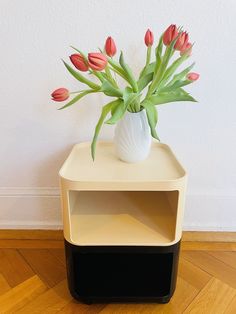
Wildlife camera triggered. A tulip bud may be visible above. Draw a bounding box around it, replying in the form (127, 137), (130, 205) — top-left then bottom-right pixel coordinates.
(144, 29), (154, 47)
(88, 52), (107, 71)
(163, 24), (178, 46)
(187, 72), (200, 81)
(174, 31), (189, 51)
(105, 36), (117, 57)
(180, 42), (192, 56)
(51, 88), (69, 102)
(70, 54), (88, 72)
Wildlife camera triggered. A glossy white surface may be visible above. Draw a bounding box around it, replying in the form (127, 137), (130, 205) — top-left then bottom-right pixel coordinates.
(114, 111), (151, 163)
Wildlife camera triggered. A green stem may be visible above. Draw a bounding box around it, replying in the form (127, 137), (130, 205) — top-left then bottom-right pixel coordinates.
(134, 99), (140, 112)
(146, 46), (170, 97)
(107, 57), (132, 86)
(146, 32), (182, 98)
(109, 66), (127, 80)
(92, 71), (104, 83)
(128, 104), (135, 112)
(119, 51), (138, 93)
(146, 46), (151, 67)
(139, 46), (152, 79)
(70, 90), (86, 94)
(105, 66), (119, 88)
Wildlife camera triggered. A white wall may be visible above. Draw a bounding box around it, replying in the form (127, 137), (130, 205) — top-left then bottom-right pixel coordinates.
(0, 0), (236, 230)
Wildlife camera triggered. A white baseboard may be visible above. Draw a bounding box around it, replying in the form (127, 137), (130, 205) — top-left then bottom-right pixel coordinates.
(183, 193), (236, 232)
(0, 187), (235, 231)
(0, 188), (62, 230)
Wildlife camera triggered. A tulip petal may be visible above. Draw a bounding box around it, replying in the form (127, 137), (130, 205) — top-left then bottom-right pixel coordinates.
(88, 52), (107, 71)
(51, 88), (69, 101)
(187, 72), (200, 81)
(144, 29), (154, 46)
(105, 36), (117, 57)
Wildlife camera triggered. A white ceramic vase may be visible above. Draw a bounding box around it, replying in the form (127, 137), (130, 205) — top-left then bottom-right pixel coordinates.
(114, 110), (151, 163)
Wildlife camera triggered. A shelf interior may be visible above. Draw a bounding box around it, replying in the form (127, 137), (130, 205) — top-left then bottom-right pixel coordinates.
(69, 191), (178, 246)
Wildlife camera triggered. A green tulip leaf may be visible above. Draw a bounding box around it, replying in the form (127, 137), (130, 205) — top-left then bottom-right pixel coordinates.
(148, 33), (181, 95)
(105, 87), (141, 123)
(58, 90), (96, 110)
(123, 87), (140, 112)
(160, 80), (192, 93)
(119, 51), (138, 92)
(153, 33), (164, 74)
(63, 61), (100, 90)
(150, 89), (197, 105)
(91, 99), (119, 160)
(167, 62), (195, 86)
(107, 58), (127, 80)
(137, 72), (153, 91)
(155, 34), (164, 63)
(159, 53), (189, 88)
(141, 100), (159, 140)
(139, 62), (155, 79)
(105, 99), (125, 124)
(100, 80), (123, 97)
(100, 72), (109, 80)
(137, 62), (156, 91)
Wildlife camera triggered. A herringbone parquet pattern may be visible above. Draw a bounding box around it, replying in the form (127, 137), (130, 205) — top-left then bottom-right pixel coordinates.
(0, 240), (236, 313)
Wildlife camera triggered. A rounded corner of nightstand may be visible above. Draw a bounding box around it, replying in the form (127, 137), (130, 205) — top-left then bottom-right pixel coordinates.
(58, 170), (65, 180)
(178, 172), (188, 183)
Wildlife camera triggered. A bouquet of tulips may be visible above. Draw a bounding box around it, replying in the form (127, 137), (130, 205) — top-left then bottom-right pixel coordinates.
(51, 24), (199, 159)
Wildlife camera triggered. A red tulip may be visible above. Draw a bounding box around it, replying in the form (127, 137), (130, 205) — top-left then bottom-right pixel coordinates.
(180, 42), (192, 56)
(187, 72), (200, 81)
(88, 52), (107, 71)
(174, 31), (189, 51)
(70, 54), (88, 72)
(51, 88), (69, 102)
(105, 36), (117, 57)
(163, 24), (178, 46)
(144, 29), (154, 47)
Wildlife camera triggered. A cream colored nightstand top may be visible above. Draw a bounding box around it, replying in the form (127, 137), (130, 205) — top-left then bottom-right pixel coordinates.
(59, 142), (186, 191)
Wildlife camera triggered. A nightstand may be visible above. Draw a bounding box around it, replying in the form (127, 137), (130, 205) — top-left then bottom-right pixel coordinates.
(59, 142), (187, 304)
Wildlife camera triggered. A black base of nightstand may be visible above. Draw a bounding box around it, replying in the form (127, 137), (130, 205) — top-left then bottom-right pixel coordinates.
(64, 239), (181, 304)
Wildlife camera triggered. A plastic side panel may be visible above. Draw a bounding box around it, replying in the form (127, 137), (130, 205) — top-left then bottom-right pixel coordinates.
(175, 185), (187, 241)
(64, 240), (181, 303)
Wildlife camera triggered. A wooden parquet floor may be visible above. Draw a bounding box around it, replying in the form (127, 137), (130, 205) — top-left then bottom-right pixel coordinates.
(0, 240), (236, 313)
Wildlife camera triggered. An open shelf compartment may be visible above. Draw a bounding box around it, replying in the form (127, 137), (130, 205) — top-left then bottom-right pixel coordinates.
(68, 190), (178, 246)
